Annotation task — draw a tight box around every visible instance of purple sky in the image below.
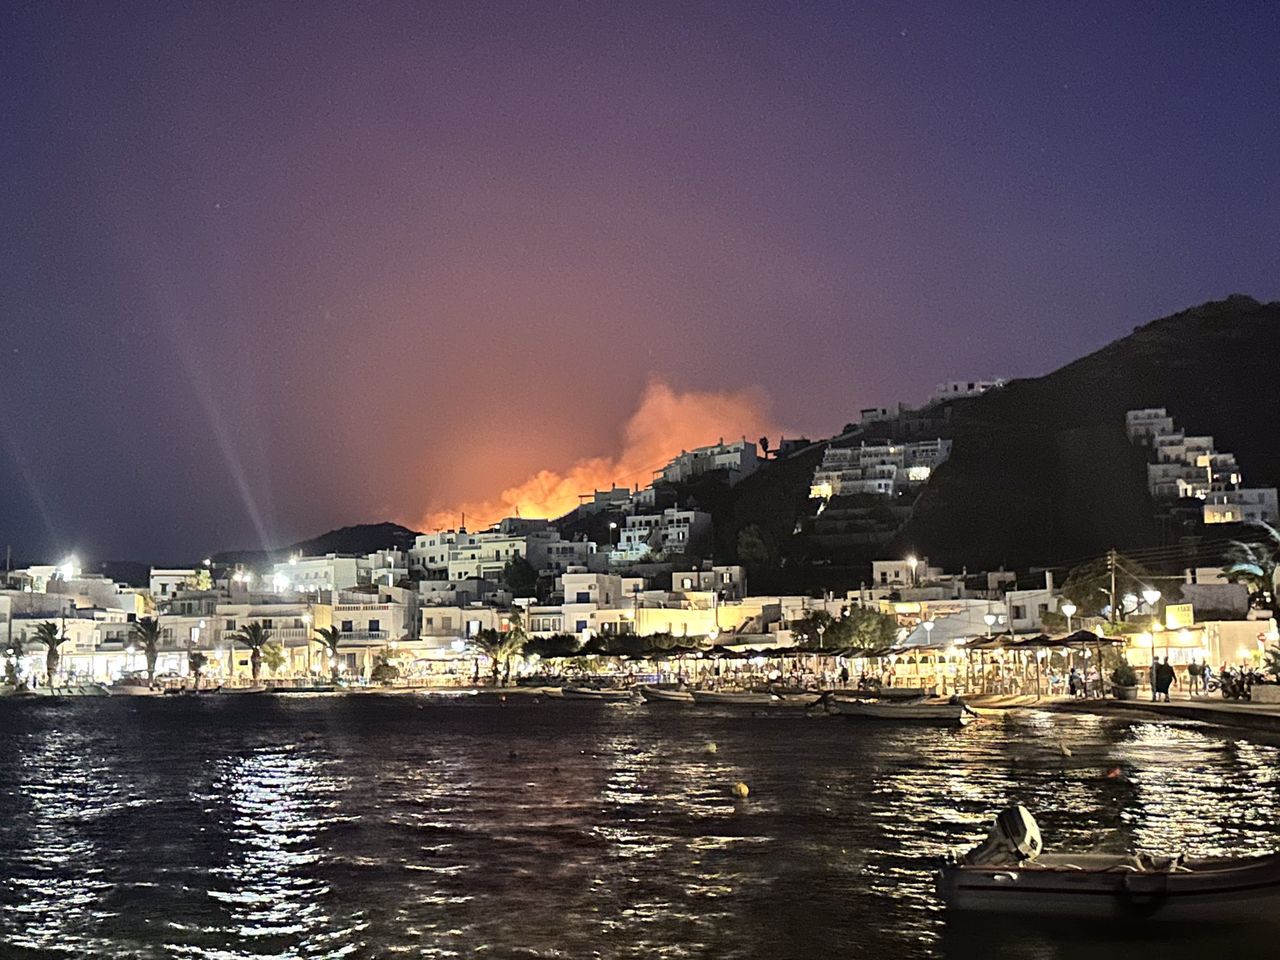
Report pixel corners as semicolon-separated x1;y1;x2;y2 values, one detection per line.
2;2;1278;562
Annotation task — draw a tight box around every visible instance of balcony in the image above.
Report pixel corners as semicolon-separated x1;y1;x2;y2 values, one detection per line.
337;630;389;643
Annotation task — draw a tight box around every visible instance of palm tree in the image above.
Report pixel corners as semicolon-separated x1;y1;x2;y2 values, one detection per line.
32;621;67;686
130;616;163;684
1223;521;1280;619
188;651;208;691
469;627;524;686
231;621;273;685
312;626;344;683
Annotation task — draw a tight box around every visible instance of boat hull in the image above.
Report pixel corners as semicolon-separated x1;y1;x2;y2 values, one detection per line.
639;686;695;703
830;698;973;725
691;691;776;706
938;853;1280;922
561;687;634;701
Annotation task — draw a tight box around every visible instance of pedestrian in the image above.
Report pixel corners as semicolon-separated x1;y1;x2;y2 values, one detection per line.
1155;657;1176;702
1068;666;1082;698
1187;659;1202;696
839;664;849;687
1149;661;1159;701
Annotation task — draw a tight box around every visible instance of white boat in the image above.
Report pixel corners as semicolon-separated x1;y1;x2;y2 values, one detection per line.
108;677;164;697
691;690;777;706
25;684;111;697
939;806;1280;922
828;696;975;725
639;685;695;703
561;686;634;701
828;687;930;703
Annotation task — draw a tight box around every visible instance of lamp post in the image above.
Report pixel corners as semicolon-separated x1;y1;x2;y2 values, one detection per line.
608;521;618;548
906;555;919;587
1060;601;1076;634
983;612;997;638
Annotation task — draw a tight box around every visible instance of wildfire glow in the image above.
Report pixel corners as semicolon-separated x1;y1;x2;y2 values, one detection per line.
418;379;779;531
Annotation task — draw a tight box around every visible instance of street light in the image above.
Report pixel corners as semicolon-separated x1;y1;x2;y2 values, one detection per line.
983;613;997;638
608;521;618;548
1060;601;1076;633
906;555;919;586
923;619;935;642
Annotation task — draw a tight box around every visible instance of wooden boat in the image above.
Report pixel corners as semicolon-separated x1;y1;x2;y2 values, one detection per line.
939;806;1280;921
561;686;634;701
25;684;111;697
108;677;164;697
827;696;975;725
218;685;269;695
639;685;695;703
691;690;777;706
828;687;930;703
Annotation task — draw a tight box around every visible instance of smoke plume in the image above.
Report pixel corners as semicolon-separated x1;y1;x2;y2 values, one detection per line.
418;379;779;531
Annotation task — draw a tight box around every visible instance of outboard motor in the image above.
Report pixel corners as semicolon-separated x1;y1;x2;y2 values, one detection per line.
961;805;1043;866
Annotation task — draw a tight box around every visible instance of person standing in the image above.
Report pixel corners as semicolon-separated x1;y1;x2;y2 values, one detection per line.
1150;660;1160;701
1155;658;1176;702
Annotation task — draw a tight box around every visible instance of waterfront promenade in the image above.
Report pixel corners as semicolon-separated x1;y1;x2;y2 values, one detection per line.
973;691;1280;734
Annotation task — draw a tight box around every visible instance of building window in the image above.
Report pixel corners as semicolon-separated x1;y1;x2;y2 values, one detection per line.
576;620;588;632
341;620;353;633
368;619;380;633
225;620;236;631
576;592;590;603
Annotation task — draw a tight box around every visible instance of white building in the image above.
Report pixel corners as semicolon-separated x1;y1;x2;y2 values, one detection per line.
871;558;944;588
671;565;747;600
608;509;712;564
810;439;952;499
657;439;759;487
928;379;1005;406
1204;488;1280;525
149;568;198;601
1127;408;1278;525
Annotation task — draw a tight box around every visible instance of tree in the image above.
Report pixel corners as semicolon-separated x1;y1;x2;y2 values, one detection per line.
1223;521;1280;619
501;557;539;597
261;642;287;677
522;633;582;659
469;628;524;685
311;626;345;683
736;525;771;570
188;651;208;691
370;649;401;685
1060;553;1178;619
231;621;272;685
790;607;900;653
129;616;163;683
32;621;67;685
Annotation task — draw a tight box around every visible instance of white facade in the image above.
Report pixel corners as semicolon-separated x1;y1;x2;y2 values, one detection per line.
657;439;759;487
871;559;944;588
810;439;952;499
1204;488;1280;525
608;509;712;564
928;379;1005;406
1128;408;1277;524
150;568;198;600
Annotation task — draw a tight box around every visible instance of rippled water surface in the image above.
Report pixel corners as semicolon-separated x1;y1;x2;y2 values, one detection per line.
0;697;1278;959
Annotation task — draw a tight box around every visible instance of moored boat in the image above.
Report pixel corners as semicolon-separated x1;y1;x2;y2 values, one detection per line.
827;696;975;725
691;690;776;706
26;683;111;697
639;685;695;703
108;676;164;697
561;686;634;701
938;805;1280;922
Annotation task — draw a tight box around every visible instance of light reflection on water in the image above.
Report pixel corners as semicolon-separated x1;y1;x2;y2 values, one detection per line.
0;698;1276;959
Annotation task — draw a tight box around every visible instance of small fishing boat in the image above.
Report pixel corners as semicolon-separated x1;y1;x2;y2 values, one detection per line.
107;676;164;697
827;696;975;725
25;684;111;697
691;690;777;706
561;686;634;701
219;685;269;695
938;805;1280;922
639;685;695;703
828;687;930;703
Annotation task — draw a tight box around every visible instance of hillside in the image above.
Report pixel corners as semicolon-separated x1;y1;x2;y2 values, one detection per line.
213;522;420;569
896;294;1280;569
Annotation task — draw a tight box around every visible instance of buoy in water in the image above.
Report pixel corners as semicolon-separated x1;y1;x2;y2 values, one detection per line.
731;781;749;799
704;742;718;755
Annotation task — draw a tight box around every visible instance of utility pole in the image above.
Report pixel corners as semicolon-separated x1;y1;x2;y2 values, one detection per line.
1108;549;1118;627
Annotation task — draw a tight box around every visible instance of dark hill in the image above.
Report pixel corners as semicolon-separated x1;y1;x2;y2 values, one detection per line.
896;295;1280;569
213;522;420;568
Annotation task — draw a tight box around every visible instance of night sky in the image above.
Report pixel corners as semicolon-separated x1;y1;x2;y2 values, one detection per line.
3;2;1278;563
